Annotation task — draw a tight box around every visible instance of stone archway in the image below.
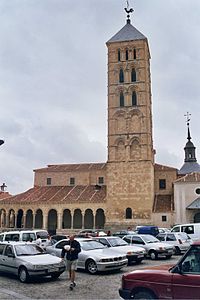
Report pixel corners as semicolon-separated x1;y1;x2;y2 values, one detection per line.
194;212;200;223
16;209;24;228
26;209;33;228
84;209;94;229
73;209;82;229
63;209;71;229
48;209;57;235
95;208;105;229
35;209;43;229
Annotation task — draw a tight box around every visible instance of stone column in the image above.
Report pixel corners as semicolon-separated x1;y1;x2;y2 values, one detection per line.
43;214;48;230
32;213;36;229
71;211;74;229
81;211;84;229
57;212;62;230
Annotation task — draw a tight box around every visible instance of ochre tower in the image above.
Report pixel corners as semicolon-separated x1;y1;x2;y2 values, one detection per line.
105;12;154;229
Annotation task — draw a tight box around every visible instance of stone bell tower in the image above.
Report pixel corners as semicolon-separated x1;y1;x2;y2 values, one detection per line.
105;6;154;229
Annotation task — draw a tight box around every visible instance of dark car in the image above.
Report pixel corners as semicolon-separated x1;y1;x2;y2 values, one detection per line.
112;230;136;238
137;226;159;237
119;241;200;299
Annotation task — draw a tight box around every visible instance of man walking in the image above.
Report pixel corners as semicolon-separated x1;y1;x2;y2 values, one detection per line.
61;235;81;290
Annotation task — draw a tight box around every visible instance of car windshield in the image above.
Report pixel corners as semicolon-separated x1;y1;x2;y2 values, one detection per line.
36;231;48;239
108;238;128;247
15;244;45;256
80;240;106;251
142;235;159;243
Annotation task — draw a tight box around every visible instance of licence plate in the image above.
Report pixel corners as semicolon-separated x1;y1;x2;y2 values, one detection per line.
48;267;59;272
138;255;144;258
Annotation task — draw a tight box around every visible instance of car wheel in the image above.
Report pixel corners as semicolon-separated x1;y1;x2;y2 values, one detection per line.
51;272;61;279
165;255;172;259
149;250;157;260
18;267;29;283
134;291;155;299
86;259;98;274
175;246;181;255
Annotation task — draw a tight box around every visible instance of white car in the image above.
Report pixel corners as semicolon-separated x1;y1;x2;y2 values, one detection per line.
46;238;128;274
92;236;146;265
0;241;66;282
123;234;174;260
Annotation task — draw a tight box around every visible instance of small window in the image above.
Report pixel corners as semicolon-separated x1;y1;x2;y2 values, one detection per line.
132;91;137;106
133;48;137;59
131;68;136;82
126;208;132;219
166;234;176;241
119;69;124;83
196;188;200;195
159;179;166;189
70;177;75;186
47;178;51;185
98;177;104;185
120;92;124;107
4;245;14;256
182;226;194;235
162;215;167;222
157;234;165;242
118;49;121;61
126;49;129;60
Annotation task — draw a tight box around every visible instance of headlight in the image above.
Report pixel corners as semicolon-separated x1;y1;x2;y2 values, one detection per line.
159;247;165;250
100;258;113;262
126;251;134;255
33;265;45;270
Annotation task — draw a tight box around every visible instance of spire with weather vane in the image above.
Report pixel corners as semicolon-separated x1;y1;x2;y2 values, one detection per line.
124;0;134;24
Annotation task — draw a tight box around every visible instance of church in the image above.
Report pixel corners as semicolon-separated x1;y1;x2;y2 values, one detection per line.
1;7;200;234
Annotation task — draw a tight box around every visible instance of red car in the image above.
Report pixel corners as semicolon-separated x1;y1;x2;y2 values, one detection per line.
119;242;200;299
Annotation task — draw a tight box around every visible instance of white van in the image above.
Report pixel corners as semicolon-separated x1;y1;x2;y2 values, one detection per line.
0;229;48;246
171;223;200;240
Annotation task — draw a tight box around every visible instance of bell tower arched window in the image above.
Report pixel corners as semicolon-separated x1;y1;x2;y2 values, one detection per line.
131;68;136;82
126;49;129;60
118;49;121;62
119;69;124;83
126;207;132;219
120;92;124;107
132;91;137;106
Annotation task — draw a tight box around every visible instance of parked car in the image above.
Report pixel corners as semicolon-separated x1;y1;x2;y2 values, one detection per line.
92;236;146;264
76;229;107;237
122;234;174;260
0;230;49;247
112;230;137;238
156;232;191;255
158;227;171;233
46;238;128;274
137;226;159;236
171;223;200;240
119;241;200;300
0;241;66;282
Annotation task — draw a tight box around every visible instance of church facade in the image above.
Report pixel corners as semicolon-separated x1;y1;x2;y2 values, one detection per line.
0;10;200;234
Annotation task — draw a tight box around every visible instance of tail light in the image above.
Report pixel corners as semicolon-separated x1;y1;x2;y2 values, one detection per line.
178;239;182;244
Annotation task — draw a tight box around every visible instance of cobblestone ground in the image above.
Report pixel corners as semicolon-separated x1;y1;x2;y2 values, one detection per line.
0;256;180;300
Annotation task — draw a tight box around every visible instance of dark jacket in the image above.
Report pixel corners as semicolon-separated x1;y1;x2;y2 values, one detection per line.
61;240;81;261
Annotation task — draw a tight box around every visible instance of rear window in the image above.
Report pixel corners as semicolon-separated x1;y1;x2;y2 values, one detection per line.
36;231;48;239
5;234;20;241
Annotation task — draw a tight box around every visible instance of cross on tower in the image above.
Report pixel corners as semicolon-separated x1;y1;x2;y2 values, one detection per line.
184;112;191;126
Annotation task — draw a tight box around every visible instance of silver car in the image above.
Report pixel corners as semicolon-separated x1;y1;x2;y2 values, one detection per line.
123;234;174;260
156;232;191;255
92;236;146;265
46;238;128;274
0;242;66;282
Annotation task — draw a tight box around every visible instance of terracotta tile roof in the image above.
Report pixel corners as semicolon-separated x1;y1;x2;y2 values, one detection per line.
153;194;174;212
154;163;177;172
0;186;106;205
0;191;12;200
34;163;106;173
175;172;200;183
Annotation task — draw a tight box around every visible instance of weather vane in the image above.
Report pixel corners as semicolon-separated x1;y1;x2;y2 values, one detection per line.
184;112;191;127
124;0;134;22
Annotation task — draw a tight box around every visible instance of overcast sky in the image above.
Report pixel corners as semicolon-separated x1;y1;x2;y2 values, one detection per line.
0;0;200;195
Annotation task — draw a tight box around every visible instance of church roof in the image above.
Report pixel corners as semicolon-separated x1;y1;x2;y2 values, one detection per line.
107;21;146;44
178;162;200;175
187;197;200;209
34;163;106;173
0;191;12;200
175;172;200;183
0;185;106;205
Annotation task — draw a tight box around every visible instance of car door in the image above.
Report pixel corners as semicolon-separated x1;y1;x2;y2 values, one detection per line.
54;240;68;257
0;244;6;272
172;246;200;299
1;245;17;275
